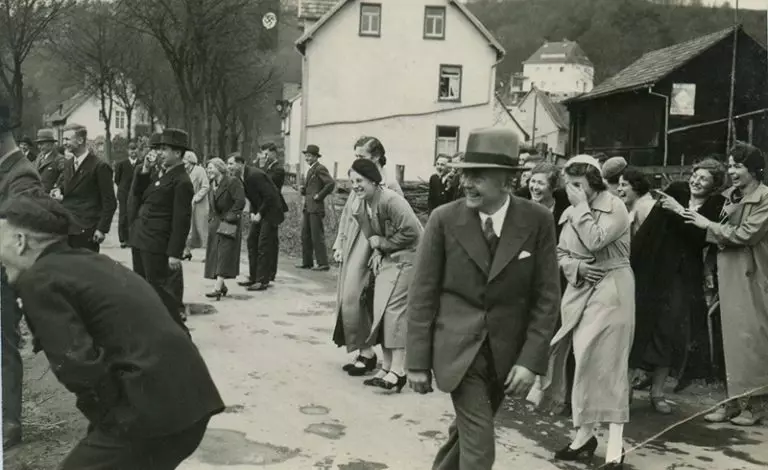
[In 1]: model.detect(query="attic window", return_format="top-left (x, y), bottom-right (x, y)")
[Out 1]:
top-left (359, 3), bottom-right (381, 37)
top-left (424, 6), bottom-right (445, 39)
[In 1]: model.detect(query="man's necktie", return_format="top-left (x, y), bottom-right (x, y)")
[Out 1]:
top-left (483, 217), bottom-right (499, 257)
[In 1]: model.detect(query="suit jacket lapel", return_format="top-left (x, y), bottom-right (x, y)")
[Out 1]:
top-left (453, 204), bottom-right (491, 275)
top-left (488, 197), bottom-right (532, 282)
top-left (63, 153), bottom-right (95, 194)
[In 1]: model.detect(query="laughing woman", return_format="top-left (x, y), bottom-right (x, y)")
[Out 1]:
top-left (347, 158), bottom-right (422, 392)
top-left (683, 142), bottom-right (768, 426)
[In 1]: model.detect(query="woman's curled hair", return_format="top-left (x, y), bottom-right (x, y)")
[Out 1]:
top-left (563, 163), bottom-right (607, 192)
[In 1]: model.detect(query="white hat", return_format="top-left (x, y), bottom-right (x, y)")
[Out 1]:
top-left (565, 154), bottom-right (602, 173)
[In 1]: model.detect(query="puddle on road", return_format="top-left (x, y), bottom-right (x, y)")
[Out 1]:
top-left (418, 430), bottom-right (444, 440)
top-left (287, 310), bottom-right (329, 317)
top-left (337, 460), bottom-right (388, 470)
top-left (300, 405), bottom-right (330, 415)
top-left (314, 456), bottom-right (335, 469)
top-left (195, 429), bottom-right (300, 465)
top-left (305, 422), bottom-right (346, 440)
top-left (227, 293), bottom-right (253, 301)
top-left (283, 333), bottom-right (324, 345)
top-left (187, 303), bottom-right (218, 316)
top-left (273, 320), bottom-right (293, 326)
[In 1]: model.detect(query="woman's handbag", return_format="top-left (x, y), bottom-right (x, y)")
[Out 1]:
top-left (216, 221), bottom-right (238, 238)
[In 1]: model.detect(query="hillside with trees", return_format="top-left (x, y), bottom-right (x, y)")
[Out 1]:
top-left (466, 0), bottom-right (767, 87)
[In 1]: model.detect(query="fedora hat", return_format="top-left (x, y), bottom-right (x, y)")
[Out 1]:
top-left (302, 144), bottom-right (321, 157)
top-left (149, 132), bottom-right (162, 148)
top-left (156, 128), bottom-right (190, 151)
top-left (450, 128), bottom-right (525, 170)
top-left (35, 128), bottom-right (57, 143)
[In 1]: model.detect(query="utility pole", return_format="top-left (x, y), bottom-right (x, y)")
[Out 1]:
top-left (531, 85), bottom-right (538, 145)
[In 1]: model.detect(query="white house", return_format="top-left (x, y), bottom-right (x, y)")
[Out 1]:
top-left (288, 0), bottom-right (528, 181)
top-left (43, 90), bottom-right (156, 142)
top-left (512, 87), bottom-right (569, 157)
top-left (510, 40), bottom-right (594, 102)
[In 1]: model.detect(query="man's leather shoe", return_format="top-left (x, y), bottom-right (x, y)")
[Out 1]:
top-left (312, 265), bottom-right (330, 272)
top-left (295, 264), bottom-right (313, 269)
top-left (247, 282), bottom-right (270, 292)
top-left (238, 279), bottom-right (256, 287)
top-left (3, 423), bottom-right (22, 450)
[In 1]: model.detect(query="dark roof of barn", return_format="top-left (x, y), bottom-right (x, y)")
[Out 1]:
top-left (568, 26), bottom-right (739, 103)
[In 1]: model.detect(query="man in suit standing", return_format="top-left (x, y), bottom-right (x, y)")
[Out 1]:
top-left (0, 103), bottom-right (44, 450)
top-left (407, 128), bottom-right (561, 470)
top-left (129, 129), bottom-right (193, 328)
top-left (228, 154), bottom-right (286, 291)
top-left (298, 144), bottom-right (335, 271)
top-left (114, 140), bottom-right (140, 248)
top-left (18, 136), bottom-right (36, 162)
top-left (0, 195), bottom-right (224, 468)
top-left (258, 143), bottom-right (288, 280)
top-left (53, 124), bottom-right (116, 252)
top-left (428, 154), bottom-right (453, 214)
top-left (34, 129), bottom-right (65, 193)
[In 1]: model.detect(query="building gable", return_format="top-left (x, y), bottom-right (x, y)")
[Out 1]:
top-left (524, 40), bottom-right (592, 67)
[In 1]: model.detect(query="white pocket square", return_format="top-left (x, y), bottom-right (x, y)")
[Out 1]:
top-left (518, 251), bottom-right (531, 260)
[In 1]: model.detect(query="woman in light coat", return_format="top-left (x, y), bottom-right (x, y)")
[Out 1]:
top-left (684, 142), bottom-right (768, 426)
top-left (346, 158), bottom-right (421, 392)
top-left (183, 151), bottom-right (210, 260)
top-left (332, 136), bottom-right (403, 376)
top-left (534, 155), bottom-right (634, 469)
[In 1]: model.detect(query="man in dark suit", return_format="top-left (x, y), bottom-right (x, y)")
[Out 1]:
top-left (54, 124), bottom-right (117, 252)
top-left (407, 128), bottom-right (561, 470)
top-left (228, 154), bottom-right (286, 291)
top-left (298, 144), bottom-right (335, 271)
top-left (0, 195), bottom-right (224, 469)
top-left (114, 140), bottom-right (140, 248)
top-left (428, 154), bottom-right (453, 214)
top-left (257, 143), bottom-right (288, 280)
top-left (129, 129), bottom-right (194, 327)
top-left (0, 103), bottom-right (44, 450)
top-left (18, 136), bottom-right (36, 162)
top-left (33, 128), bottom-right (65, 193)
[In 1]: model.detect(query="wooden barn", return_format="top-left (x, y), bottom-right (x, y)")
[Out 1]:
top-left (565, 25), bottom-right (768, 172)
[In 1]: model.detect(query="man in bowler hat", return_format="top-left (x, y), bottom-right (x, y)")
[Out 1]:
top-left (34, 128), bottom-right (65, 193)
top-left (298, 144), bottom-right (335, 271)
top-left (0, 195), bottom-right (224, 468)
top-left (0, 101), bottom-right (44, 449)
top-left (129, 129), bottom-right (194, 329)
top-left (54, 123), bottom-right (117, 252)
top-left (407, 128), bottom-right (561, 469)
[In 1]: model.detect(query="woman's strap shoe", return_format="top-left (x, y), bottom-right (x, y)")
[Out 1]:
top-left (347, 354), bottom-right (377, 376)
top-left (554, 436), bottom-right (598, 461)
top-left (376, 373), bottom-right (407, 393)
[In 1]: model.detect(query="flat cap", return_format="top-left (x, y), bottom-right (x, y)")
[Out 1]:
top-left (0, 195), bottom-right (72, 236)
top-left (602, 156), bottom-right (628, 180)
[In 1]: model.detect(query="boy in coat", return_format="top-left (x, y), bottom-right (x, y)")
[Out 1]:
top-left (0, 194), bottom-right (224, 469)
top-left (113, 140), bottom-right (141, 248)
top-left (298, 144), bottom-right (335, 271)
top-left (407, 128), bottom-right (561, 470)
top-left (129, 129), bottom-right (194, 328)
top-left (0, 103), bottom-right (44, 449)
top-left (54, 123), bottom-right (117, 252)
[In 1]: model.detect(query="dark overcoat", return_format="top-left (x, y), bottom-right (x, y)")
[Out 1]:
top-left (129, 164), bottom-right (194, 259)
top-left (14, 243), bottom-right (224, 438)
top-left (243, 166), bottom-right (285, 225)
top-left (114, 158), bottom-right (138, 206)
top-left (407, 197), bottom-right (561, 392)
top-left (35, 150), bottom-right (66, 193)
top-left (58, 152), bottom-right (117, 235)
top-left (204, 176), bottom-right (245, 279)
top-left (301, 162), bottom-right (335, 214)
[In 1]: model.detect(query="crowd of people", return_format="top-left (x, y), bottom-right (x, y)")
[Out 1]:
top-left (2, 100), bottom-right (768, 469)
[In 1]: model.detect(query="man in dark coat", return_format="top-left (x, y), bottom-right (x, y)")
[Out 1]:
top-left (298, 144), bottom-right (335, 271)
top-left (228, 154), bottom-right (285, 291)
top-left (259, 142), bottom-right (286, 192)
top-left (33, 128), bottom-right (65, 193)
top-left (0, 104), bottom-right (44, 450)
top-left (18, 136), bottom-right (36, 162)
top-left (114, 140), bottom-right (140, 248)
top-left (129, 129), bottom-right (193, 327)
top-left (407, 128), bottom-right (561, 470)
top-left (0, 195), bottom-right (224, 469)
top-left (428, 154), bottom-right (453, 214)
top-left (54, 124), bottom-right (117, 252)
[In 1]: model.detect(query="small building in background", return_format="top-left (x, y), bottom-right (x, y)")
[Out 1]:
top-left (512, 87), bottom-right (569, 157)
top-left (288, 0), bottom-right (527, 181)
top-left (565, 25), bottom-right (768, 172)
top-left (510, 40), bottom-right (594, 103)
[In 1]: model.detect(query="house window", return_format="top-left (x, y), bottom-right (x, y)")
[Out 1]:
top-left (438, 65), bottom-right (462, 102)
top-left (115, 110), bottom-right (126, 129)
top-left (359, 3), bottom-right (381, 37)
top-left (435, 126), bottom-right (460, 158)
top-left (424, 6), bottom-right (445, 39)
top-left (98, 110), bottom-right (105, 122)
top-left (560, 66), bottom-right (565, 72)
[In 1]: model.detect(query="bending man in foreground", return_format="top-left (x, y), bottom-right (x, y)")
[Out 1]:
top-left (0, 195), bottom-right (224, 469)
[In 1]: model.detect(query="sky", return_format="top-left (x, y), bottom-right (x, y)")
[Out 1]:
top-left (707, 0), bottom-right (768, 10)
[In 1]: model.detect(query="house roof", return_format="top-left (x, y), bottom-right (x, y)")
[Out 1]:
top-left (495, 94), bottom-right (529, 140)
top-left (298, 0), bottom-right (337, 21)
top-left (524, 41), bottom-right (593, 67)
top-left (295, 0), bottom-right (505, 59)
top-left (44, 91), bottom-right (90, 124)
top-left (519, 88), bottom-right (569, 130)
top-left (568, 26), bottom-right (740, 103)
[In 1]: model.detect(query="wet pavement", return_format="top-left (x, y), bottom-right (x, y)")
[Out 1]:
top-left (100, 244), bottom-right (768, 470)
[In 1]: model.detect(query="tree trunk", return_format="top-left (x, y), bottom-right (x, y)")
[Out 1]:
top-left (11, 59), bottom-right (24, 129)
top-left (126, 105), bottom-right (134, 141)
top-left (229, 112), bottom-right (239, 153)
top-left (240, 110), bottom-right (252, 160)
top-left (216, 113), bottom-right (228, 159)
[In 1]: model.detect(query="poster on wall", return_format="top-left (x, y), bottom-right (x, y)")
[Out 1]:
top-left (670, 83), bottom-right (696, 116)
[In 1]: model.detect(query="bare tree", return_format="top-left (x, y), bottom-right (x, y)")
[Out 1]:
top-left (0, 0), bottom-right (70, 128)
top-left (51, 0), bottom-right (128, 159)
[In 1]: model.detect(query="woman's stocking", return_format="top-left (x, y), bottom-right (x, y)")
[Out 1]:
top-left (606, 423), bottom-right (624, 463)
top-left (389, 348), bottom-right (406, 376)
